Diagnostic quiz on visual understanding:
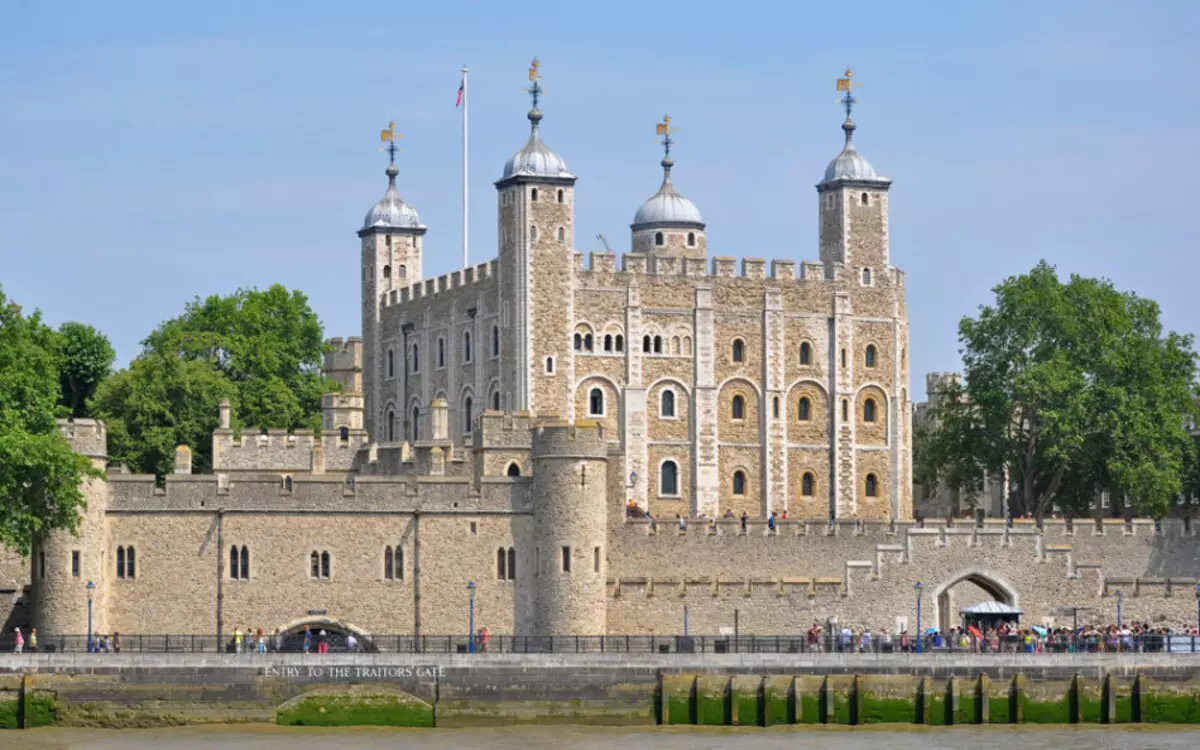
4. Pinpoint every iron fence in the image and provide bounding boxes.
[2,632,1198,655]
